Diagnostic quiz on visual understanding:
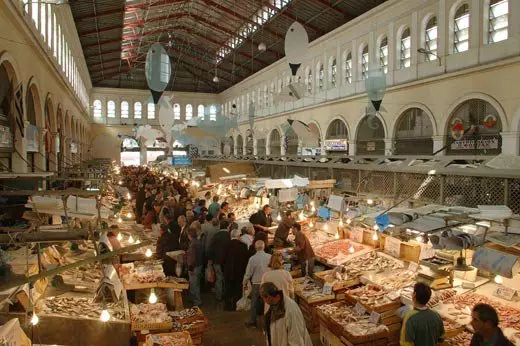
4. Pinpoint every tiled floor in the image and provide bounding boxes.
[195,291,321,345]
